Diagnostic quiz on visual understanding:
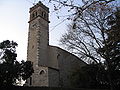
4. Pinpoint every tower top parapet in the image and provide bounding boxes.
[30,1,49,12]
